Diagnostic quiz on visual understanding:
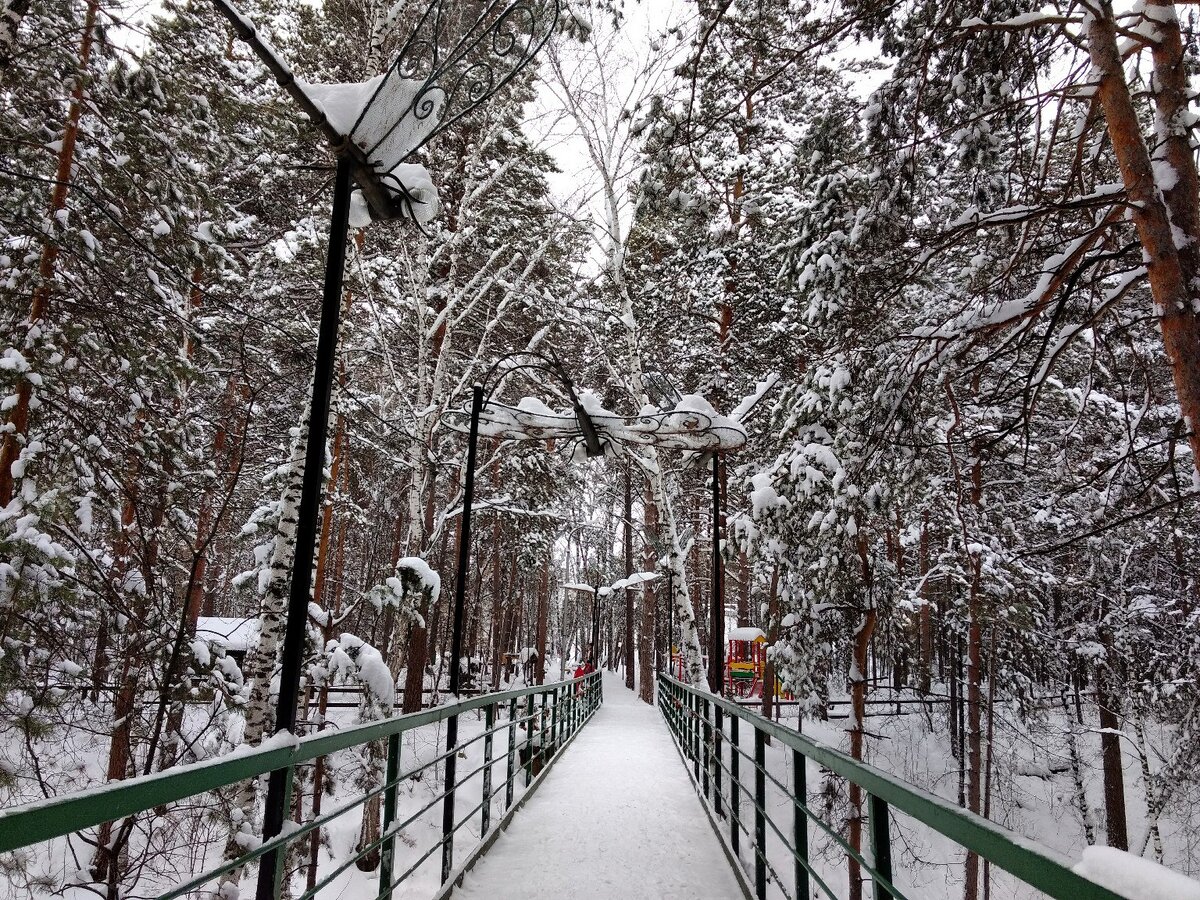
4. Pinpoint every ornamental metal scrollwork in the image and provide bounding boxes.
[210,0,561,221]
[442,399,747,454]
[351,0,558,173]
